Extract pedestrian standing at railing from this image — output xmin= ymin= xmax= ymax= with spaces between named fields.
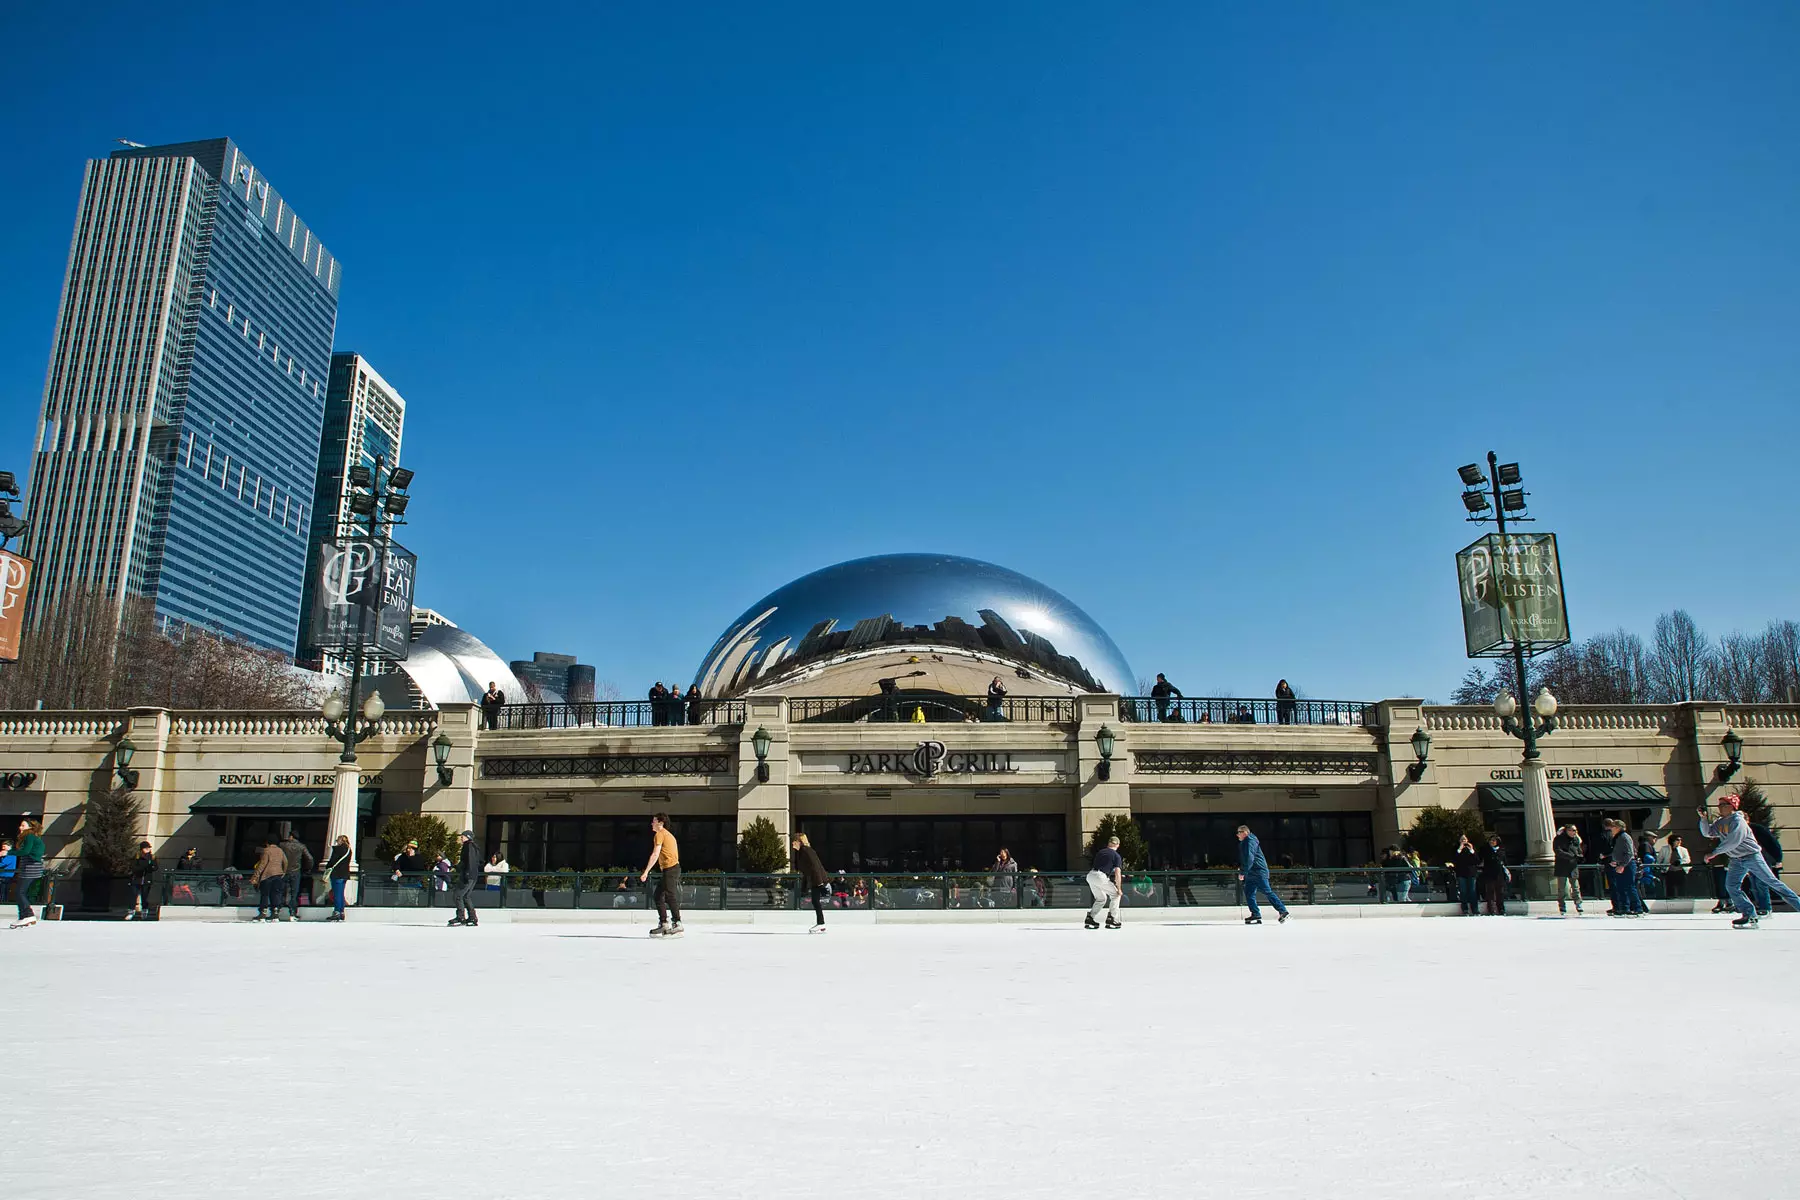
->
xmin=991 ymin=847 xmax=1019 ymax=907
xmin=1275 ymin=679 xmax=1297 ymax=725
xmin=321 ymin=835 xmax=353 ymax=922
xmin=1552 ymin=825 xmax=1584 ymax=916
xmin=431 ymin=853 xmax=454 ymax=894
xmin=127 ymin=841 xmax=159 ymax=921
xmin=249 ymin=837 xmax=288 ymax=923
xmin=986 ymin=676 xmax=1008 ymax=721
xmin=648 ymin=681 xmax=668 ymax=726
xmin=1151 ymin=674 xmax=1182 ymax=722
xmin=1380 ymin=847 xmax=1408 ymax=902
xmin=1086 ymin=836 xmax=1124 ymax=929
xmin=1451 ymin=835 xmax=1480 ymax=915
xmin=1236 ymin=825 xmax=1289 ymax=926
xmin=176 ymin=847 xmax=200 ymax=873
xmin=480 ymin=681 xmax=506 ymax=730
xmin=1663 ymin=835 xmax=1691 ymax=900
xmin=448 ymin=830 xmax=482 ymax=928
xmin=392 ymin=840 xmax=425 ymax=885
xmin=685 ymin=684 xmax=703 ymax=725
xmin=484 ymin=851 xmax=510 ymax=891
xmin=10 ymin=818 xmax=45 ymax=928
xmin=669 ymin=679 xmax=687 ymax=726
xmin=1698 ymin=794 xmax=1800 ymax=930
xmin=792 ymin=832 xmax=830 ymax=933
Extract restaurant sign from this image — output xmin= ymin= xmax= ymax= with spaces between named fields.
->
xmin=1487 ymin=767 xmax=1624 ymax=782
xmin=799 ymin=744 xmax=1067 ymax=779
xmin=218 ymin=771 xmax=385 ymax=788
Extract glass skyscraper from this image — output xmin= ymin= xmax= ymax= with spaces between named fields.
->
xmin=25 ymin=138 xmax=340 ymax=654
xmin=296 ymin=352 xmax=406 ymax=666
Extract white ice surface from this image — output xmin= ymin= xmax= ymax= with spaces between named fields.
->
xmin=4 ymin=914 xmax=1795 ymax=1200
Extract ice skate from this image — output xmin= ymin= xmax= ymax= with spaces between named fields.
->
xmin=808 ymin=925 xmax=827 ymax=934
xmin=649 ymin=923 xmax=669 ymax=936
xmin=1083 ymin=914 xmax=1100 ymax=929
xmin=10 ymin=915 xmax=37 ymax=928
xmin=667 ymin=922 xmax=684 ymax=937
xmin=1278 ymin=912 xmax=1290 ymax=924
xmin=1732 ymin=914 xmax=1760 ymax=930
xmin=1244 ymin=916 xmax=1262 ymax=925
xmin=1105 ymin=917 xmax=1121 ymax=930
xmin=447 ymin=916 xmax=466 ymax=927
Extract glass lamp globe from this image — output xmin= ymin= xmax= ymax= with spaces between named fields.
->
xmin=1533 ymin=689 xmax=1558 ymax=718
xmin=1492 ymin=691 xmax=1517 ymax=719
xmin=362 ymin=692 xmax=386 ymax=722
xmin=322 ymin=693 xmax=346 ymax=722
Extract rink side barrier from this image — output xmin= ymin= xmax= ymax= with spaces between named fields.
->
xmin=153 ymin=863 xmax=1733 ymax=916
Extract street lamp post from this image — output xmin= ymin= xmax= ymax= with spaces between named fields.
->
xmin=318 ymin=456 xmax=413 ymax=881
xmin=1458 ymin=451 xmax=1559 ymax=864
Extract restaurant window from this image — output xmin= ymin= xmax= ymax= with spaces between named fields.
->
xmin=1138 ymin=812 xmax=1375 ymax=870
xmin=794 ymin=816 xmax=1067 ymax=873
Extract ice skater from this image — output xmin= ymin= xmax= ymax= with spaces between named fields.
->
xmin=1085 ymin=835 xmax=1123 ymax=929
xmin=448 ymin=829 xmax=481 ymax=927
xmin=1552 ymin=824 xmax=1584 ymax=915
xmin=321 ymin=834 xmax=353 ymax=922
xmin=1605 ymin=820 xmax=1645 ymax=917
xmin=10 ymin=817 xmax=45 ymax=928
xmin=1236 ymin=825 xmax=1288 ymax=925
xmin=640 ymin=813 xmax=683 ymax=937
xmin=249 ymin=836 xmax=288 ymax=922
xmin=792 ymin=832 xmax=830 ymax=932
xmin=1698 ymin=794 xmax=1800 ymax=930
xmin=127 ymin=841 xmax=159 ymax=920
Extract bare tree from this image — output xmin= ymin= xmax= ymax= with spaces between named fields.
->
xmin=1647 ymin=610 xmax=1714 ymax=703
xmin=1761 ymin=620 xmax=1800 ymax=704
xmin=1711 ymin=631 xmax=1768 ymax=703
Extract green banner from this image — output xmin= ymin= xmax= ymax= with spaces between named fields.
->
xmin=1455 ymin=532 xmax=1570 ymax=658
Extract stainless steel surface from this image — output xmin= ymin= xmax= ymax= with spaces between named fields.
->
xmin=695 ymin=553 xmax=1134 ymax=697
xmin=372 ymin=624 xmax=527 ymax=709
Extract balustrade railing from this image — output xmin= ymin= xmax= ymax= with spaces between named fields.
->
xmin=1118 ymin=697 xmax=1374 ymax=727
xmin=0 ymin=712 xmax=127 ymax=738
xmin=788 ymin=695 xmax=1077 ymax=724
xmin=492 ymin=699 xmax=746 ymax=730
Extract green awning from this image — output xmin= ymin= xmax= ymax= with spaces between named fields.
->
xmin=190 ymin=789 xmax=378 ymax=815
xmin=1478 ymin=782 xmax=1666 ymax=811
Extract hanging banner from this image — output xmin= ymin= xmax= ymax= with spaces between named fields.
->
xmin=309 ymin=538 xmax=416 ymax=661
xmin=1456 ymin=532 xmax=1570 ymax=658
xmin=0 ymin=549 xmax=32 ymax=663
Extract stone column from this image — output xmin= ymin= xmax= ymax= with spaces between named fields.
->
xmin=422 ymin=703 xmax=479 ymax=836
xmin=1372 ymin=699 xmax=1432 ymax=851
xmin=124 ymin=707 xmax=171 ymax=842
xmin=1520 ymin=756 xmax=1555 ymax=864
xmin=1073 ymin=694 xmax=1130 ymax=865
xmin=736 ymin=696 xmax=790 ymax=865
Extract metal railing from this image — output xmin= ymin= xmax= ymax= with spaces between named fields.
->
xmin=1118 ymin=697 xmax=1374 ymax=727
xmin=154 ymin=865 xmax=1731 ymax=912
xmin=789 ymin=695 xmax=1078 ymax=724
xmin=489 ymin=699 xmax=747 ymax=730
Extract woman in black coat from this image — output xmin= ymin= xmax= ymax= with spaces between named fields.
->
xmin=1452 ymin=834 xmax=1481 ymax=916
xmin=791 ymin=833 xmax=830 ymax=933
xmin=1478 ymin=834 xmax=1509 ymax=915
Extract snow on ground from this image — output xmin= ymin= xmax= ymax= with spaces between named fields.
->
xmin=3 ymin=914 xmax=1795 ymax=1200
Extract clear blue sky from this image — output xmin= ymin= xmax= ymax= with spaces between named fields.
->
xmin=2 ymin=2 xmax=1795 ymax=701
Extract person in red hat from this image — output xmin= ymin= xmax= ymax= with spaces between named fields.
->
xmin=1698 ymin=794 xmax=1800 ymax=930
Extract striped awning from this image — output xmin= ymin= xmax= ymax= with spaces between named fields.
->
xmin=1478 ymin=782 xmax=1666 ymax=811
xmin=189 ymin=789 xmax=378 ymax=815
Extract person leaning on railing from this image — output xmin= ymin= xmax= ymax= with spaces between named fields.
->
xmin=321 ymin=835 xmax=353 ymax=922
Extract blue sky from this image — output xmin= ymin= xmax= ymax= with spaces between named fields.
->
xmin=2 ymin=3 xmax=1795 ymax=701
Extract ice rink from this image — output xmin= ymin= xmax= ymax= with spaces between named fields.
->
xmin=4 ymin=913 xmax=1795 ymax=1199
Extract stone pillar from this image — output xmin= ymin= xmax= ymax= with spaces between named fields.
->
xmin=421 ymin=703 xmax=479 ymax=836
xmin=736 ymin=695 xmax=790 ymax=866
xmin=1073 ymin=694 xmax=1130 ymax=865
xmin=326 ymin=761 xmax=362 ymax=876
xmin=1373 ymin=699 xmax=1432 ymax=851
xmin=124 ymin=707 xmax=171 ymax=842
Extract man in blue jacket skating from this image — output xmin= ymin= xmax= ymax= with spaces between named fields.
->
xmin=1236 ymin=825 xmax=1289 ymax=926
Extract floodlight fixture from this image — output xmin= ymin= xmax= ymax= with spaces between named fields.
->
xmin=1500 ymin=488 xmax=1527 ymax=511
xmin=1496 ymin=462 xmax=1522 ymax=486
xmin=348 ymin=464 xmax=373 ymax=489
xmin=348 ymin=492 xmax=377 ymax=515
xmin=383 ymin=493 xmax=409 ymax=515
xmin=0 ymin=472 xmax=16 ymax=495
xmin=388 ymin=467 xmax=414 ymax=490
xmin=1457 ymin=464 xmax=1486 ymax=487
xmin=1462 ymin=491 xmax=1491 ymax=514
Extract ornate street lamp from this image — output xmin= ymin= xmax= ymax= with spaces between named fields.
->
xmin=751 ymin=725 xmax=772 ymax=783
xmin=433 ymin=731 xmax=454 ymax=786
xmin=1717 ymin=727 xmax=1744 ymax=781
xmin=115 ymin=734 xmax=139 ymax=790
xmin=1406 ymin=725 xmax=1432 ymax=781
xmin=1094 ymin=724 xmax=1116 ymax=782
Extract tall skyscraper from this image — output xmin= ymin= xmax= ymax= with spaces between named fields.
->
xmin=296 ymin=352 xmax=406 ymax=665
xmin=25 ymin=138 xmax=340 ymax=654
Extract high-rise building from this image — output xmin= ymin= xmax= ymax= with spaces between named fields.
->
xmin=510 ymin=651 xmax=597 ymax=704
xmin=296 ymin=352 xmax=406 ymax=665
xmin=24 ymin=138 xmax=340 ymax=654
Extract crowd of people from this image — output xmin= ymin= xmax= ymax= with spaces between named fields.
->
xmin=646 ymin=681 xmax=704 ymax=726
xmin=1137 ymin=675 xmax=1307 ymax=724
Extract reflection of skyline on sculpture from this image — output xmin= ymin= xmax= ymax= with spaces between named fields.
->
xmin=695 ymin=553 xmax=1135 ymax=697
